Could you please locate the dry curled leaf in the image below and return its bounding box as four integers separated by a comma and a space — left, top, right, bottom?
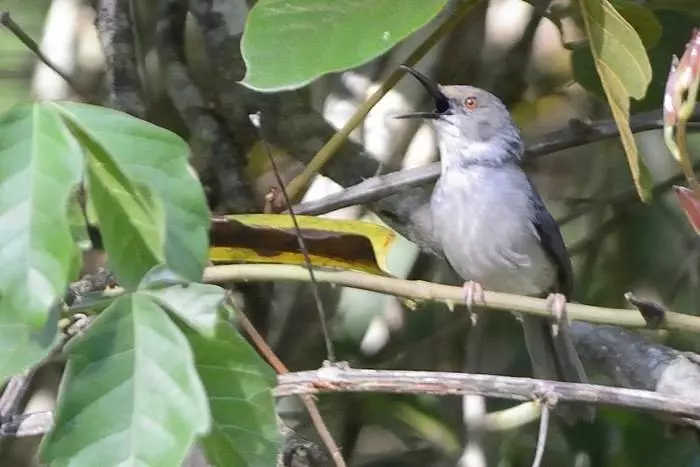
209, 214, 397, 275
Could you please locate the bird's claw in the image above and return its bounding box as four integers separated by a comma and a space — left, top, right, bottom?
463, 281, 484, 326
545, 293, 568, 337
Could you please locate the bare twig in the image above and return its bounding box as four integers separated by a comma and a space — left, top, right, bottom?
293, 164, 439, 216
0, 10, 89, 99
0, 370, 33, 423
251, 113, 335, 362
284, 0, 480, 201
0, 411, 53, 438
203, 263, 700, 333
276, 368, 700, 420
231, 295, 347, 467
531, 403, 550, 467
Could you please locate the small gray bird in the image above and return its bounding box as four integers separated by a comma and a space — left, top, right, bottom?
397, 66, 593, 423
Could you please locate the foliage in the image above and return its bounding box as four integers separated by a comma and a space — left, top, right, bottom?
0, 103, 281, 466
241, 0, 449, 91
2, 0, 700, 466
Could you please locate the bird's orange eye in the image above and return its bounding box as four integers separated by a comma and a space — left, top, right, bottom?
464, 96, 478, 109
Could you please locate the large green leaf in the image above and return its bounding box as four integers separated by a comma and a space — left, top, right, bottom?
241, 0, 449, 91
0, 104, 83, 328
182, 318, 281, 467
577, 0, 653, 201
40, 293, 210, 467
54, 103, 210, 283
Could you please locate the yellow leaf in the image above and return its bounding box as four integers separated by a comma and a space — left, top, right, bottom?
208, 214, 396, 276
578, 0, 653, 201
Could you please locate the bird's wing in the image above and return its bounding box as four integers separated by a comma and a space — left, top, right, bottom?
528, 183, 574, 297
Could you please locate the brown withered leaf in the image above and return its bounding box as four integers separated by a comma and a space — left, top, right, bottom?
209, 214, 397, 275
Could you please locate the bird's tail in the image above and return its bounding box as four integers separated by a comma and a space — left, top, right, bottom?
519, 314, 596, 424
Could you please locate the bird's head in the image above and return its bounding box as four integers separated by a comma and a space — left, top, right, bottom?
396, 65, 524, 167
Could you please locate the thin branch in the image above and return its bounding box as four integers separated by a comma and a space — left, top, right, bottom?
0, 370, 32, 422
251, 113, 335, 362
284, 0, 480, 201
0, 411, 53, 438
0, 10, 89, 99
292, 109, 700, 217
293, 164, 439, 216
203, 263, 700, 333
531, 403, 550, 467
230, 295, 347, 467
276, 368, 700, 420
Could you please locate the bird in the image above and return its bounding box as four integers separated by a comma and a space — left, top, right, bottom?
396, 65, 594, 423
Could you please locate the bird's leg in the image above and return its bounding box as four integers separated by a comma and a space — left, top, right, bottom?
463, 280, 484, 326
545, 292, 567, 337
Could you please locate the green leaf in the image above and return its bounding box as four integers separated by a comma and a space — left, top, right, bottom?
142, 276, 225, 338
41, 293, 210, 467
54, 103, 210, 283
181, 318, 281, 467
0, 104, 83, 328
574, 9, 697, 112
611, 0, 662, 49
241, 0, 449, 91
0, 305, 59, 382
572, 0, 660, 98
578, 0, 653, 201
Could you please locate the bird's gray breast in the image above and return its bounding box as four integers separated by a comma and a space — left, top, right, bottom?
431, 165, 556, 295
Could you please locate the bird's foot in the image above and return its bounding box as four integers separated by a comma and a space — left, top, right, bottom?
463, 280, 484, 326
545, 293, 568, 337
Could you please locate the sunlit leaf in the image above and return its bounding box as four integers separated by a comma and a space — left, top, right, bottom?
241, 0, 449, 91
181, 318, 281, 467
209, 214, 396, 275
577, 0, 653, 201
40, 293, 210, 467
611, 0, 662, 49
0, 104, 83, 329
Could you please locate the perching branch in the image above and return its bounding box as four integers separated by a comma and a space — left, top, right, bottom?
275, 368, 700, 420
203, 263, 700, 333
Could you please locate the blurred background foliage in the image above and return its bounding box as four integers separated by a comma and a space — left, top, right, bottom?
3, 0, 700, 466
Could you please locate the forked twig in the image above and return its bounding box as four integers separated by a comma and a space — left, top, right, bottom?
230, 295, 347, 467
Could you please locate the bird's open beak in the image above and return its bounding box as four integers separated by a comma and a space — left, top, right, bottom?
394, 65, 449, 120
